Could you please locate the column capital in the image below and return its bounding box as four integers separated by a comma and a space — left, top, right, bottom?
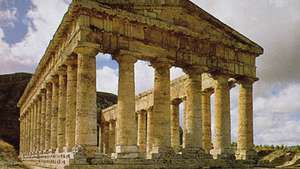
147, 106, 154, 112
114, 54, 137, 64
150, 58, 172, 70
183, 66, 206, 76
202, 88, 214, 96
74, 42, 99, 56
50, 74, 59, 84
236, 76, 257, 86
65, 54, 78, 66
210, 72, 230, 79
40, 88, 47, 95
136, 110, 147, 116
57, 65, 67, 75
45, 82, 52, 90
171, 98, 182, 105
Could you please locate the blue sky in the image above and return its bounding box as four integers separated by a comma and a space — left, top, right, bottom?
0, 0, 299, 146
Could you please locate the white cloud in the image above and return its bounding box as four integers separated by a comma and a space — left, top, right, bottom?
253, 84, 300, 145
0, 8, 17, 27
97, 66, 118, 95
135, 61, 154, 93
0, 0, 70, 74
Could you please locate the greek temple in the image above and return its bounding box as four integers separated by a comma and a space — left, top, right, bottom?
17, 0, 263, 168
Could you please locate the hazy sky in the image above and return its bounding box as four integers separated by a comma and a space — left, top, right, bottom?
0, 0, 299, 145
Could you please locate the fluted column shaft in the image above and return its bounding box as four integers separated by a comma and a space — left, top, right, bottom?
40, 90, 46, 151
115, 54, 139, 158
45, 83, 52, 151
146, 107, 154, 155
103, 123, 109, 154
36, 96, 42, 152
151, 61, 171, 156
202, 89, 213, 153
137, 110, 147, 154
109, 120, 116, 154
75, 49, 97, 150
51, 76, 59, 151
170, 99, 181, 150
57, 67, 67, 152
182, 98, 187, 148
183, 70, 203, 152
236, 79, 255, 160
30, 106, 34, 153
33, 101, 37, 153
19, 117, 23, 154
66, 58, 77, 151
25, 112, 29, 154
212, 74, 232, 158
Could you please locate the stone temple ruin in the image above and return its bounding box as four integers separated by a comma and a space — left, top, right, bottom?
17, 0, 263, 168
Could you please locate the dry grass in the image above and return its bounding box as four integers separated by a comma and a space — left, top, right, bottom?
0, 140, 28, 169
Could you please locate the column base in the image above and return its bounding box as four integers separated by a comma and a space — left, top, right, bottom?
235, 149, 257, 161
182, 147, 212, 159
112, 145, 141, 159
211, 148, 235, 160
147, 146, 176, 159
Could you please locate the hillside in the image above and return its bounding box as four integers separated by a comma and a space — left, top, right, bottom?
0, 72, 117, 151
0, 73, 32, 150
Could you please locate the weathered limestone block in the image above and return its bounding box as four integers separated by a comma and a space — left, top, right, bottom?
114, 54, 139, 159
57, 66, 67, 152
236, 78, 256, 160
66, 57, 78, 152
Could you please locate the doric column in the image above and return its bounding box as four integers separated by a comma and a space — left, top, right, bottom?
45, 82, 52, 151
51, 75, 59, 151
75, 47, 98, 153
30, 105, 34, 153
25, 112, 29, 154
137, 110, 147, 154
98, 125, 103, 153
65, 56, 78, 151
211, 74, 233, 159
170, 99, 181, 151
40, 89, 46, 152
102, 122, 109, 154
108, 120, 116, 154
19, 117, 23, 155
182, 68, 205, 154
36, 95, 42, 153
202, 88, 213, 153
236, 78, 256, 160
182, 98, 187, 148
33, 100, 38, 153
114, 54, 139, 158
150, 60, 172, 158
57, 66, 67, 152
146, 106, 154, 156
